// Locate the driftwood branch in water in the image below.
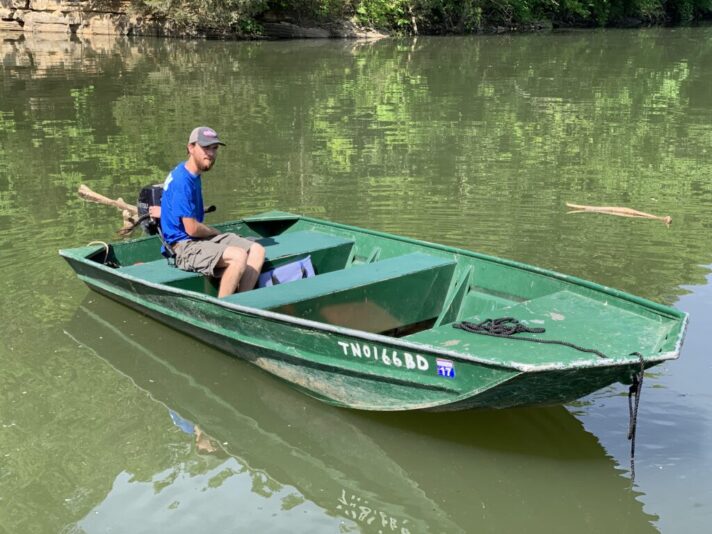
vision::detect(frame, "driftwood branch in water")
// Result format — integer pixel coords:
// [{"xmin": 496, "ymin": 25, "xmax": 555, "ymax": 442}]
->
[
  {"xmin": 78, "ymin": 184, "xmax": 138, "ymax": 215},
  {"xmin": 78, "ymin": 184, "xmax": 140, "ymax": 235},
  {"xmin": 566, "ymin": 202, "xmax": 672, "ymax": 226}
]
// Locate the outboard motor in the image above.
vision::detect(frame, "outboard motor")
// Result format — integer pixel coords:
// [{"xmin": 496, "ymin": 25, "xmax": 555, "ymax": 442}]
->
[{"xmin": 137, "ymin": 184, "xmax": 164, "ymax": 235}]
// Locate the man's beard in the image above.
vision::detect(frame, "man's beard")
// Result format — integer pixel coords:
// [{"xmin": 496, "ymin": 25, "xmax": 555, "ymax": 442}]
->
[{"xmin": 198, "ymin": 158, "xmax": 215, "ymax": 172}]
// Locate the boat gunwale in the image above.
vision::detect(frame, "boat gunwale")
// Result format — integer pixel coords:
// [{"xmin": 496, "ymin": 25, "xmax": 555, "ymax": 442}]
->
[
  {"xmin": 59, "ymin": 226, "xmax": 686, "ymax": 374},
  {"xmin": 57, "ymin": 210, "xmax": 689, "ymax": 321}
]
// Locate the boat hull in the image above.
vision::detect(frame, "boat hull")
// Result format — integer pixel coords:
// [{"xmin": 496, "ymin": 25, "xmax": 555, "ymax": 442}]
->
[
  {"xmin": 74, "ymin": 262, "xmax": 657, "ymax": 411},
  {"xmin": 60, "ymin": 212, "xmax": 687, "ymax": 411}
]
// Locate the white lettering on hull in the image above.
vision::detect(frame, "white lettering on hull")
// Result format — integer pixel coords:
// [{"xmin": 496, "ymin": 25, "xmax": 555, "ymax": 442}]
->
[{"xmin": 337, "ymin": 341, "xmax": 430, "ymax": 372}]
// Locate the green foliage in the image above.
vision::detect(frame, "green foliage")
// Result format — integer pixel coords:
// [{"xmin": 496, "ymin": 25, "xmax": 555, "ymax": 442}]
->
[
  {"xmin": 671, "ymin": 0, "xmax": 712, "ymax": 22},
  {"xmin": 349, "ymin": 0, "xmax": 711, "ymax": 33},
  {"xmin": 135, "ymin": 0, "xmax": 268, "ymax": 32},
  {"xmin": 355, "ymin": 0, "xmax": 411, "ymax": 30},
  {"xmin": 119, "ymin": 0, "xmax": 712, "ymax": 34}
]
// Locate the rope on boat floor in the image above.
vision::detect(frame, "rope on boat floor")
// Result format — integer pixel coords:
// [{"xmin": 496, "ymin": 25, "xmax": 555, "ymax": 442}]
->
[
  {"xmin": 86, "ymin": 240, "xmax": 113, "ymax": 265},
  {"xmin": 87, "ymin": 240, "xmax": 109, "ymax": 260},
  {"xmin": 453, "ymin": 317, "xmax": 610, "ymax": 359}
]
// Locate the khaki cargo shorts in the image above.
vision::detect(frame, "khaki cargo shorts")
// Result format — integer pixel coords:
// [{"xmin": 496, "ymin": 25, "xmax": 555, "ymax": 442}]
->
[{"xmin": 173, "ymin": 233, "xmax": 254, "ymax": 277}]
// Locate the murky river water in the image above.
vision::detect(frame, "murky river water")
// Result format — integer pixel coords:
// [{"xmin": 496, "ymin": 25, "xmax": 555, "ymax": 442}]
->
[{"xmin": 1, "ymin": 28, "xmax": 711, "ymax": 533}]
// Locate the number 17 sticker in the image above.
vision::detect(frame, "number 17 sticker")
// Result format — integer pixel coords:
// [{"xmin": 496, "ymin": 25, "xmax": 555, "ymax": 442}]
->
[{"xmin": 436, "ymin": 358, "xmax": 455, "ymax": 378}]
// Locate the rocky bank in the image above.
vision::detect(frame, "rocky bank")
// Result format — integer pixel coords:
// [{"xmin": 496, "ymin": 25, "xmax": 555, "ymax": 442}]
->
[{"xmin": 0, "ymin": 0, "xmax": 386, "ymax": 39}]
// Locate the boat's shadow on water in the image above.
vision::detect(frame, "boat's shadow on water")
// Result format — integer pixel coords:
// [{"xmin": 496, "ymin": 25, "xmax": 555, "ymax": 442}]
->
[{"xmin": 65, "ymin": 295, "xmax": 659, "ymax": 533}]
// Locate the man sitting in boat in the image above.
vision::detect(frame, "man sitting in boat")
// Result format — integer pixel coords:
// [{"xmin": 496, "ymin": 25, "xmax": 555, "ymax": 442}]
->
[{"xmin": 157, "ymin": 126, "xmax": 265, "ymax": 297}]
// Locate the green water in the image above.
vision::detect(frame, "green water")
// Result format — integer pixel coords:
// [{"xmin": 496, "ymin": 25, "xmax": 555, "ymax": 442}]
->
[{"xmin": 1, "ymin": 28, "xmax": 711, "ymax": 533}]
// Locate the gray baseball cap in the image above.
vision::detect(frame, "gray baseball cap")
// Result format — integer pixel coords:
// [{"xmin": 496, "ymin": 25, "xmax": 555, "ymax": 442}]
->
[{"xmin": 188, "ymin": 126, "xmax": 225, "ymax": 147}]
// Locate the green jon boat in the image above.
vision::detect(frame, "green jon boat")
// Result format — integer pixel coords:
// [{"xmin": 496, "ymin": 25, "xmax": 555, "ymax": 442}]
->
[{"xmin": 60, "ymin": 211, "xmax": 687, "ymax": 411}]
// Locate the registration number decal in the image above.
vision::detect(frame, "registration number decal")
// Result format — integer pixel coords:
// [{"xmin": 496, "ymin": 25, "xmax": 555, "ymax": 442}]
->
[{"xmin": 337, "ymin": 341, "xmax": 430, "ymax": 372}]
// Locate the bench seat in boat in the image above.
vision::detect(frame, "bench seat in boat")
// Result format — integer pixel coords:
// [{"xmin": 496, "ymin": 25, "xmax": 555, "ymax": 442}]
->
[
  {"xmin": 226, "ymin": 252, "xmax": 457, "ymax": 333},
  {"xmin": 118, "ymin": 230, "xmax": 355, "ymax": 290}
]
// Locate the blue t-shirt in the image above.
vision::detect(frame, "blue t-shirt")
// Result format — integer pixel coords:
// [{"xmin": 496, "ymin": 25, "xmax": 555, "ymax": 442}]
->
[{"xmin": 160, "ymin": 162, "xmax": 204, "ymax": 245}]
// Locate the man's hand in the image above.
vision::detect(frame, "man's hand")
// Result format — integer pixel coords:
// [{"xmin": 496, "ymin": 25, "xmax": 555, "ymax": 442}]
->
[{"xmin": 148, "ymin": 205, "xmax": 161, "ymax": 218}]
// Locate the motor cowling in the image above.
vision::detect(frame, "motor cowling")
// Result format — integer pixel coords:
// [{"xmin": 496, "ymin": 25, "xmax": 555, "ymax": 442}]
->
[{"xmin": 137, "ymin": 185, "xmax": 163, "ymax": 235}]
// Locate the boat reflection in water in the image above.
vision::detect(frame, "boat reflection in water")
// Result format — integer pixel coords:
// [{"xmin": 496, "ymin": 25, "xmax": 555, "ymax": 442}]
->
[{"xmin": 66, "ymin": 296, "xmax": 659, "ymax": 533}]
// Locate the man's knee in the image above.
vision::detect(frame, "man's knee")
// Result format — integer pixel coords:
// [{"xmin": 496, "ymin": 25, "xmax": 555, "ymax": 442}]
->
[
  {"xmin": 249, "ymin": 242, "xmax": 265, "ymax": 261},
  {"xmin": 222, "ymin": 246, "xmax": 248, "ymax": 265}
]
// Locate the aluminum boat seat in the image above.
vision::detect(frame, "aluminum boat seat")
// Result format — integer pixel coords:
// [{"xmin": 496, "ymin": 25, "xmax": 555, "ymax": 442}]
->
[
  {"xmin": 226, "ymin": 252, "xmax": 456, "ymax": 333},
  {"xmin": 118, "ymin": 230, "xmax": 355, "ymax": 293}
]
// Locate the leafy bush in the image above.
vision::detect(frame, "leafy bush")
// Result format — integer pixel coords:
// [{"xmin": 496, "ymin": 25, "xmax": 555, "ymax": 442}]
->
[
  {"xmin": 136, "ymin": 0, "xmax": 268, "ymax": 32},
  {"xmin": 133, "ymin": 0, "xmax": 712, "ymax": 35}
]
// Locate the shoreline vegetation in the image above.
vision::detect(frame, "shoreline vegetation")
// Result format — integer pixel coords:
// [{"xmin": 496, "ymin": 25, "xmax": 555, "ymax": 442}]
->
[
  {"xmin": 0, "ymin": 1, "xmax": 711, "ymax": 39},
  {"xmin": 167, "ymin": 0, "xmax": 712, "ymax": 38}
]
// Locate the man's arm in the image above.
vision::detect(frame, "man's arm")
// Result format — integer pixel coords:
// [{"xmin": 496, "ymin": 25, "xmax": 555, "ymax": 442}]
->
[{"xmin": 182, "ymin": 217, "xmax": 219, "ymax": 238}]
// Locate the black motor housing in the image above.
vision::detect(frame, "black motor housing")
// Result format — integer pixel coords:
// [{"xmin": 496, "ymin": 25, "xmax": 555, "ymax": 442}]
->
[{"xmin": 137, "ymin": 185, "xmax": 163, "ymax": 235}]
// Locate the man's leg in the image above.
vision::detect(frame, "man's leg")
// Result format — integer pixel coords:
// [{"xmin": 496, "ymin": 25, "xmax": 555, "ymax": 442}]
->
[
  {"xmin": 174, "ymin": 235, "xmax": 262, "ymax": 297},
  {"xmin": 216, "ymin": 246, "xmax": 248, "ymax": 298},
  {"xmin": 237, "ymin": 243, "xmax": 265, "ymax": 293}
]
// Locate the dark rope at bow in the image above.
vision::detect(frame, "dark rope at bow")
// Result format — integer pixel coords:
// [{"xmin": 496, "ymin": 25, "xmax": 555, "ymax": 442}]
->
[
  {"xmin": 628, "ymin": 352, "xmax": 645, "ymax": 484},
  {"xmin": 453, "ymin": 317, "xmax": 610, "ymax": 359},
  {"xmin": 456, "ymin": 317, "xmax": 545, "ymax": 336}
]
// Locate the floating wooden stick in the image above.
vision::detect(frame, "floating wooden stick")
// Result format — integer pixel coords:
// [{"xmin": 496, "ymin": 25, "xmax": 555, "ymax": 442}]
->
[
  {"xmin": 78, "ymin": 184, "xmax": 140, "ymax": 234},
  {"xmin": 78, "ymin": 184, "xmax": 138, "ymax": 215},
  {"xmin": 566, "ymin": 202, "xmax": 671, "ymax": 225}
]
